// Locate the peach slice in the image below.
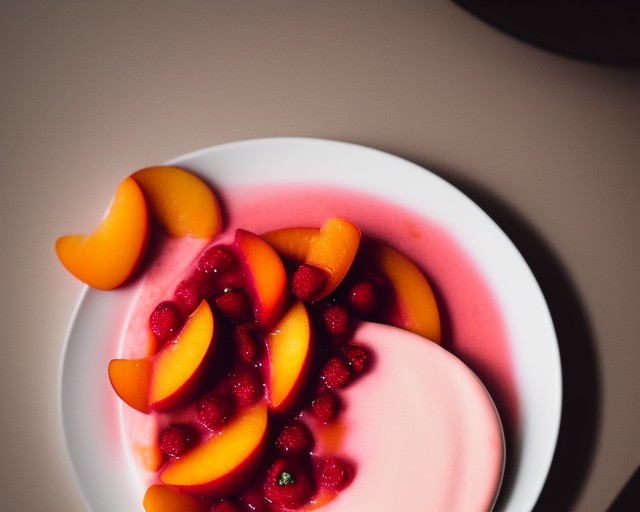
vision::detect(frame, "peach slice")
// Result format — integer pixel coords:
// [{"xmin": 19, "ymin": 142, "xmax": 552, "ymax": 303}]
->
[
  {"xmin": 261, "ymin": 226, "xmax": 317, "ymax": 262},
  {"xmin": 160, "ymin": 401, "xmax": 268, "ymax": 496},
  {"xmin": 364, "ymin": 241, "xmax": 441, "ymax": 343},
  {"xmin": 143, "ymin": 485, "xmax": 210, "ymax": 512},
  {"xmin": 108, "ymin": 299, "xmax": 215, "ymax": 413},
  {"xmin": 306, "ymin": 218, "xmax": 360, "ymax": 300},
  {"xmin": 132, "ymin": 165, "xmax": 221, "ymax": 238},
  {"xmin": 55, "ymin": 176, "xmax": 149, "ymax": 290},
  {"xmin": 265, "ymin": 300, "xmax": 312, "ymax": 412},
  {"xmin": 233, "ymin": 229, "xmax": 288, "ymax": 329}
]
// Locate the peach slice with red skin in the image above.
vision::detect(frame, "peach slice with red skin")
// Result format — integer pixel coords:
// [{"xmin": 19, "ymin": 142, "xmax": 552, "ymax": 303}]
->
[
  {"xmin": 233, "ymin": 229, "xmax": 288, "ymax": 330},
  {"xmin": 306, "ymin": 218, "xmax": 360, "ymax": 300},
  {"xmin": 261, "ymin": 226, "xmax": 317, "ymax": 262},
  {"xmin": 262, "ymin": 219, "xmax": 360, "ymax": 301},
  {"xmin": 266, "ymin": 300, "xmax": 312, "ymax": 412},
  {"xmin": 108, "ymin": 299, "xmax": 215, "ymax": 413},
  {"xmin": 359, "ymin": 240, "xmax": 441, "ymax": 343},
  {"xmin": 143, "ymin": 484, "xmax": 210, "ymax": 512},
  {"xmin": 262, "ymin": 223, "xmax": 440, "ymax": 342},
  {"xmin": 160, "ymin": 401, "xmax": 268, "ymax": 496},
  {"xmin": 55, "ymin": 176, "xmax": 149, "ymax": 290},
  {"xmin": 132, "ymin": 165, "xmax": 222, "ymax": 238}
]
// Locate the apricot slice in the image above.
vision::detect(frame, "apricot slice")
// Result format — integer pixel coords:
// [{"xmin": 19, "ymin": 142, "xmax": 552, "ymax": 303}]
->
[
  {"xmin": 364, "ymin": 241, "xmax": 441, "ymax": 343},
  {"xmin": 261, "ymin": 227, "xmax": 317, "ymax": 262},
  {"xmin": 55, "ymin": 176, "xmax": 149, "ymax": 290},
  {"xmin": 143, "ymin": 485, "xmax": 210, "ymax": 512},
  {"xmin": 160, "ymin": 401, "xmax": 268, "ymax": 496},
  {"xmin": 233, "ymin": 229, "xmax": 288, "ymax": 329},
  {"xmin": 108, "ymin": 299, "xmax": 215, "ymax": 413},
  {"xmin": 306, "ymin": 218, "xmax": 360, "ymax": 300},
  {"xmin": 266, "ymin": 300, "xmax": 312, "ymax": 412},
  {"xmin": 132, "ymin": 165, "xmax": 222, "ymax": 238}
]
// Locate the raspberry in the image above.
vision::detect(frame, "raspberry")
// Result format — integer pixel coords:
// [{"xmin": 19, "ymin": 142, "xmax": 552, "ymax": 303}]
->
[
  {"xmin": 322, "ymin": 304, "xmax": 350, "ymax": 335},
  {"xmin": 343, "ymin": 344, "xmax": 370, "ymax": 374},
  {"xmin": 173, "ymin": 278, "xmax": 202, "ymax": 314},
  {"xmin": 210, "ymin": 501, "xmax": 243, "ymax": 512},
  {"xmin": 231, "ymin": 369, "xmax": 263, "ymax": 406},
  {"xmin": 347, "ymin": 279, "xmax": 378, "ymax": 316},
  {"xmin": 263, "ymin": 458, "xmax": 314, "ymax": 509},
  {"xmin": 233, "ymin": 322, "xmax": 262, "ymax": 364},
  {"xmin": 197, "ymin": 392, "xmax": 233, "ymax": 431},
  {"xmin": 276, "ymin": 421, "xmax": 314, "ymax": 455},
  {"xmin": 215, "ymin": 288, "xmax": 253, "ymax": 322},
  {"xmin": 149, "ymin": 301, "xmax": 184, "ymax": 342},
  {"xmin": 315, "ymin": 456, "xmax": 351, "ymax": 490},
  {"xmin": 159, "ymin": 425, "xmax": 192, "ymax": 458},
  {"xmin": 198, "ymin": 245, "xmax": 237, "ymax": 275},
  {"xmin": 311, "ymin": 391, "xmax": 341, "ymax": 423},
  {"xmin": 320, "ymin": 357, "xmax": 351, "ymax": 390},
  {"xmin": 291, "ymin": 264, "xmax": 327, "ymax": 301}
]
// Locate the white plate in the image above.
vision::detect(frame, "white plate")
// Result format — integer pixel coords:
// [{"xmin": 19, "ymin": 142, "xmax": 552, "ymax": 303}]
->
[{"xmin": 60, "ymin": 137, "xmax": 561, "ymax": 511}]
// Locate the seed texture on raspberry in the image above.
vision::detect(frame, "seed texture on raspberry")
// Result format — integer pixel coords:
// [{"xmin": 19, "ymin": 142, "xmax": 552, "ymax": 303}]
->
[
  {"xmin": 233, "ymin": 322, "xmax": 262, "ymax": 364},
  {"xmin": 198, "ymin": 245, "xmax": 237, "ymax": 275},
  {"xmin": 343, "ymin": 344, "xmax": 370, "ymax": 374},
  {"xmin": 291, "ymin": 264, "xmax": 328, "ymax": 301},
  {"xmin": 263, "ymin": 458, "xmax": 315, "ymax": 509},
  {"xmin": 276, "ymin": 421, "xmax": 314, "ymax": 454},
  {"xmin": 231, "ymin": 369, "xmax": 263, "ymax": 406},
  {"xmin": 197, "ymin": 392, "xmax": 233, "ymax": 431},
  {"xmin": 316, "ymin": 456, "xmax": 351, "ymax": 490},
  {"xmin": 159, "ymin": 425, "xmax": 192, "ymax": 458},
  {"xmin": 215, "ymin": 288, "xmax": 253, "ymax": 322},
  {"xmin": 149, "ymin": 300, "xmax": 184, "ymax": 342},
  {"xmin": 323, "ymin": 304, "xmax": 350, "ymax": 335},
  {"xmin": 320, "ymin": 357, "xmax": 351, "ymax": 389},
  {"xmin": 173, "ymin": 278, "xmax": 202, "ymax": 314},
  {"xmin": 311, "ymin": 391, "xmax": 341, "ymax": 423},
  {"xmin": 347, "ymin": 279, "xmax": 378, "ymax": 316}
]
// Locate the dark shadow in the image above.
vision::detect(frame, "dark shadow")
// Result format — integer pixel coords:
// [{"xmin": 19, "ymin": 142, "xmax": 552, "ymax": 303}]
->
[
  {"xmin": 451, "ymin": 0, "xmax": 640, "ymax": 68},
  {"xmin": 402, "ymin": 155, "xmax": 601, "ymax": 511}
]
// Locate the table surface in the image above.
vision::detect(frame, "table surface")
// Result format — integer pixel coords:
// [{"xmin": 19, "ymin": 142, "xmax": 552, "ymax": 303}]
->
[{"xmin": 1, "ymin": 2, "xmax": 639, "ymax": 511}]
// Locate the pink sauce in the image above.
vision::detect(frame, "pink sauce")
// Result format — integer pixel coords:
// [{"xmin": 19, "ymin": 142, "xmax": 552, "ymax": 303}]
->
[{"xmin": 116, "ymin": 183, "xmax": 517, "ymax": 509}]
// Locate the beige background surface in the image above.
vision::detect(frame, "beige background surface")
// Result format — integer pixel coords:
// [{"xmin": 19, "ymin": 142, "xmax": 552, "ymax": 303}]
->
[{"xmin": 1, "ymin": 1, "xmax": 639, "ymax": 511}]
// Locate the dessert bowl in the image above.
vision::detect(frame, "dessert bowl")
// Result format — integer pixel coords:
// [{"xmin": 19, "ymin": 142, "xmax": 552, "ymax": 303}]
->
[{"xmin": 59, "ymin": 137, "xmax": 561, "ymax": 511}]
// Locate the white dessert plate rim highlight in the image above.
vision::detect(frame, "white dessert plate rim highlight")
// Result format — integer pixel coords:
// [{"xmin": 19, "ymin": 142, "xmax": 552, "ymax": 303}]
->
[{"xmin": 59, "ymin": 137, "xmax": 561, "ymax": 512}]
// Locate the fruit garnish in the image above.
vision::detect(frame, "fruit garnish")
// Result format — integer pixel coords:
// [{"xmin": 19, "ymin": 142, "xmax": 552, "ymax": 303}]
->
[
  {"xmin": 303, "ymin": 218, "xmax": 361, "ymax": 300},
  {"xmin": 315, "ymin": 457, "xmax": 351, "ymax": 491},
  {"xmin": 198, "ymin": 392, "xmax": 233, "ymax": 432},
  {"xmin": 160, "ymin": 401, "xmax": 268, "ymax": 496},
  {"xmin": 232, "ymin": 323, "xmax": 263, "ymax": 364},
  {"xmin": 263, "ymin": 458, "xmax": 315, "ymax": 509},
  {"xmin": 131, "ymin": 165, "xmax": 222, "ymax": 238},
  {"xmin": 108, "ymin": 299, "xmax": 215, "ymax": 413},
  {"xmin": 198, "ymin": 245, "xmax": 237, "ymax": 275},
  {"xmin": 214, "ymin": 288, "xmax": 253, "ymax": 322},
  {"xmin": 265, "ymin": 300, "xmax": 312, "ymax": 412},
  {"xmin": 322, "ymin": 304, "xmax": 350, "ymax": 336},
  {"xmin": 275, "ymin": 421, "xmax": 314, "ymax": 455},
  {"xmin": 231, "ymin": 369, "xmax": 263, "ymax": 406},
  {"xmin": 343, "ymin": 344, "xmax": 370, "ymax": 374},
  {"xmin": 319, "ymin": 357, "xmax": 351, "ymax": 390},
  {"xmin": 290, "ymin": 264, "xmax": 328, "ymax": 301},
  {"xmin": 233, "ymin": 229, "xmax": 288, "ymax": 330},
  {"xmin": 310, "ymin": 391, "xmax": 341, "ymax": 423},
  {"xmin": 149, "ymin": 300, "xmax": 184, "ymax": 343},
  {"xmin": 159, "ymin": 425, "xmax": 193, "ymax": 458},
  {"xmin": 359, "ymin": 240, "xmax": 441, "ymax": 342},
  {"xmin": 55, "ymin": 176, "xmax": 149, "ymax": 290}
]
